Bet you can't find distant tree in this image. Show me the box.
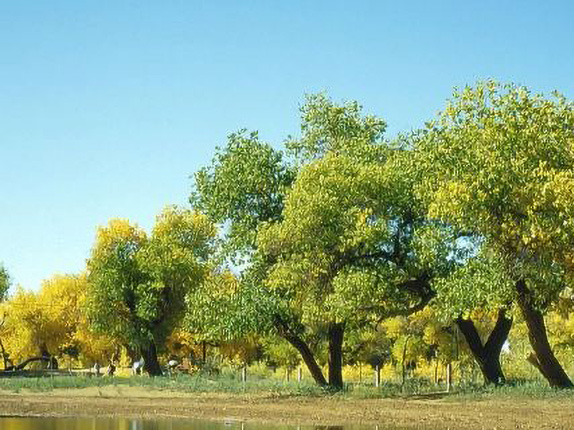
[0,274,85,367]
[0,264,9,300]
[86,207,215,376]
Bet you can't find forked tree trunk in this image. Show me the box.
[515,279,573,388]
[456,308,512,385]
[281,332,327,386]
[328,323,345,390]
[141,342,163,376]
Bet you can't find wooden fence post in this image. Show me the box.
[374,365,381,388]
[446,363,452,392]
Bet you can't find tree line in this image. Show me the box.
[2,81,574,389]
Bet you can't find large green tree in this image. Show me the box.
[191,94,461,389]
[86,206,215,375]
[191,95,389,388]
[417,81,574,387]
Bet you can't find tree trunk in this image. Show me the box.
[281,332,327,386]
[10,356,52,371]
[456,308,512,385]
[141,342,163,376]
[328,323,345,390]
[274,315,327,387]
[0,337,9,370]
[515,279,573,388]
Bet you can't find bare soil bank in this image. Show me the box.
[0,387,572,429]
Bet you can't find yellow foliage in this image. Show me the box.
[0,274,120,368]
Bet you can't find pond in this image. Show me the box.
[0,417,440,430]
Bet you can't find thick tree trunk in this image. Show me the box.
[515,279,573,388]
[328,323,345,390]
[141,342,163,376]
[456,308,512,385]
[281,332,327,386]
[274,315,327,387]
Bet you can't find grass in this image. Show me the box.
[1,370,573,401]
[451,379,574,401]
[0,371,325,396]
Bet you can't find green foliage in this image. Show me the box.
[286,93,387,163]
[86,206,215,353]
[189,94,397,362]
[191,130,295,258]
[190,92,470,389]
[0,264,9,301]
[433,248,515,318]
[258,150,459,328]
[416,81,574,304]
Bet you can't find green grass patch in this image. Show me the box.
[1,372,573,401]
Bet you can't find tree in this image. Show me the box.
[0,265,9,300]
[0,274,84,368]
[192,94,467,389]
[191,129,295,260]
[455,309,512,385]
[285,92,387,163]
[0,265,10,368]
[190,95,393,389]
[86,207,215,376]
[417,81,574,387]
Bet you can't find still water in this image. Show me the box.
[0,418,438,430]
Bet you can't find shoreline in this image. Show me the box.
[0,387,573,429]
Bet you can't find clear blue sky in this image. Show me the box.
[1,0,573,291]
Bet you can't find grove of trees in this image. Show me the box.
[2,80,574,390]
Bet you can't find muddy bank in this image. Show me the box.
[0,387,573,429]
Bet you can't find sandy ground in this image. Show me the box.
[0,387,572,429]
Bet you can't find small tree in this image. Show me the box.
[0,265,9,300]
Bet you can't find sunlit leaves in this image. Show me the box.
[86,207,215,353]
[417,81,574,280]
[191,130,295,259]
[286,93,387,163]
[0,274,93,363]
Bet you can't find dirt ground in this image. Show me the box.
[0,387,572,429]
